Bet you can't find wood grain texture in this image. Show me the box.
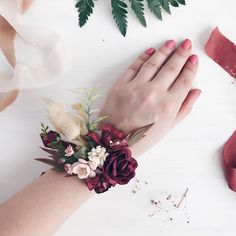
[0,0,236,235]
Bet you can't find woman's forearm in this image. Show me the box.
[0,169,93,236]
[0,39,200,235]
[0,145,139,236]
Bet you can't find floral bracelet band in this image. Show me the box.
[36,86,152,193]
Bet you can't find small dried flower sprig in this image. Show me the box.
[148,188,190,224]
[36,85,153,193]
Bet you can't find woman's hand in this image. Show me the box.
[100,39,201,156]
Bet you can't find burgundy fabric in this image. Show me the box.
[222,131,236,191]
[205,27,236,78]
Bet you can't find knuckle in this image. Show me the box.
[164,63,178,74]
[128,64,140,72]
[158,47,170,57]
[184,64,195,73]
[175,49,188,59]
[144,60,159,69]
[179,76,192,86]
[139,54,148,62]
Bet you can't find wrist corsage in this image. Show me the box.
[36,86,152,193]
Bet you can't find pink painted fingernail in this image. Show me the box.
[189,54,198,64]
[165,40,176,49]
[181,39,192,50]
[145,47,155,55]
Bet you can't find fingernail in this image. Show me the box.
[145,47,155,55]
[189,55,198,64]
[165,40,176,49]
[181,39,192,50]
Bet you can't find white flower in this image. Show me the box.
[64,164,73,175]
[65,145,74,157]
[87,145,109,168]
[72,159,96,179]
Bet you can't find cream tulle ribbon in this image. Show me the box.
[0,0,69,111]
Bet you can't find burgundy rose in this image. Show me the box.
[85,174,111,194]
[104,148,138,186]
[40,130,76,150]
[40,131,60,148]
[86,125,128,150]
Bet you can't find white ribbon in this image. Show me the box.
[0,0,69,93]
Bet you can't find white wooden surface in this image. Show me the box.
[1,0,236,235]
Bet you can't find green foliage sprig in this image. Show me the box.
[75,0,186,36]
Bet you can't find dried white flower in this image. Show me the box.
[88,145,109,168]
[43,98,80,141]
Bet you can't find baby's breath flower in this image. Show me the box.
[88,145,109,168]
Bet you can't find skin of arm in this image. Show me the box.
[0,39,201,236]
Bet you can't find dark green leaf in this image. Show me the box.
[147,0,162,20]
[88,123,97,132]
[130,0,146,27]
[177,0,186,5]
[111,0,128,36]
[168,0,179,7]
[76,147,88,159]
[35,158,57,167]
[76,0,94,27]
[159,0,171,14]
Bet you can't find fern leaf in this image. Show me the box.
[130,0,146,27]
[168,0,179,7]
[177,0,186,5]
[111,0,128,36]
[147,0,162,20]
[76,0,94,27]
[159,0,171,14]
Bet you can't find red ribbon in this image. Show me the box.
[205,27,236,79]
[222,131,236,191]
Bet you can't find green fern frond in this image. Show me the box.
[177,0,186,5]
[111,0,128,36]
[159,0,171,14]
[130,0,146,27]
[75,0,94,27]
[147,0,162,20]
[75,0,187,36]
[168,0,179,7]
